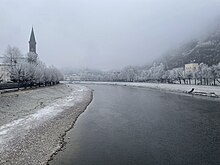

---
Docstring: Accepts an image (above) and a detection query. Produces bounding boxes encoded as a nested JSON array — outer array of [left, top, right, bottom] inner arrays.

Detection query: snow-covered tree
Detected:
[[208, 63, 220, 85], [140, 70, 148, 82], [121, 66, 138, 82], [153, 63, 165, 82], [3, 46, 22, 67], [175, 67, 184, 84], [27, 52, 38, 64], [10, 60, 26, 89], [2, 46, 63, 89], [34, 61, 47, 85], [3, 46, 25, 88], [162, 70, 170, 83]]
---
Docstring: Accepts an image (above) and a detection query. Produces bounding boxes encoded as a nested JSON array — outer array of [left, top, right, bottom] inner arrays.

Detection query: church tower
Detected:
[[29, 27, 37, 53]]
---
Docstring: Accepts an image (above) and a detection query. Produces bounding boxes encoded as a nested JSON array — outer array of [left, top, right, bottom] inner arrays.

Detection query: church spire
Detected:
[[29, 27, 37, 53]]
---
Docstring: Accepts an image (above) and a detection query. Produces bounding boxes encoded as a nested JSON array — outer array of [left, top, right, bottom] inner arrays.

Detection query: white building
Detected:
[[0, 57, 11, 83], [65, 73, 81, 81], [184, 63, 199, 74]]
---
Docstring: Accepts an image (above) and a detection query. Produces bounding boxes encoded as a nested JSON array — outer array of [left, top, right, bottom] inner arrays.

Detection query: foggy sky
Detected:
[[0, 0, 220, 70]]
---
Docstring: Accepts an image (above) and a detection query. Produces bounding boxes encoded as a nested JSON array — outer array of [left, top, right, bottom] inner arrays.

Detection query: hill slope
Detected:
[[158, 28, 220, 69]]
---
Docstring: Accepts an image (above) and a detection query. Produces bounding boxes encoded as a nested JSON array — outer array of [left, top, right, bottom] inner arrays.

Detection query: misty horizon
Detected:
[[1, 0, 220, 70]]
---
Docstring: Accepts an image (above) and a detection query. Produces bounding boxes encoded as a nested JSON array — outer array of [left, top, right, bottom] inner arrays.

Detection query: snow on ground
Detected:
[[0, 84, 72, 126], [0, 86, 84, 148], [0, 84, 92, 165], [77, 81, 220, 98]]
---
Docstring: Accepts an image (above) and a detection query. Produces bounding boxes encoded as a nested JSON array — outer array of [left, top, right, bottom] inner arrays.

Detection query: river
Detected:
[[50, 84, 220, 165]]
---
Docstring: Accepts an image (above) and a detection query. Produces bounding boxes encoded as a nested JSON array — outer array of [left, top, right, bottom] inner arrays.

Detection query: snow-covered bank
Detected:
[[0, 84, 73, 126], [0, 84, 92, 165], [77, 81, 220, 98]]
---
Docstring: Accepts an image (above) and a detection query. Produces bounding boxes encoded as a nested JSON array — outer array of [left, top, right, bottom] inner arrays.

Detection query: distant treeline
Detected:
[[69, 62, 220, 86]]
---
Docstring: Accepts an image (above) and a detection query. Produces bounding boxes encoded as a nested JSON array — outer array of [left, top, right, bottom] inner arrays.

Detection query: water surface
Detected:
[[51, 85, 220, 165]]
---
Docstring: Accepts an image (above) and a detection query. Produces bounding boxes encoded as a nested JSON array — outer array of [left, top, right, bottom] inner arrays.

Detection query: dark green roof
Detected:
[[29, 27, 36, 43]]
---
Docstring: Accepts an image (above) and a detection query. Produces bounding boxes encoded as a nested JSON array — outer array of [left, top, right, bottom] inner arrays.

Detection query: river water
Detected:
[[51, 85, 220, 165]]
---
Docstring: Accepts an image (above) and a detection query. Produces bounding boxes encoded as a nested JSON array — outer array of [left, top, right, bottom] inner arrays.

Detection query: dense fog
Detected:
[[0, 0, 220, 70]]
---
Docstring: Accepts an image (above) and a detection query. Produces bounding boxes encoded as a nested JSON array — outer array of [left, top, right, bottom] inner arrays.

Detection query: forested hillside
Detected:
[[158, 28, 220, 70]]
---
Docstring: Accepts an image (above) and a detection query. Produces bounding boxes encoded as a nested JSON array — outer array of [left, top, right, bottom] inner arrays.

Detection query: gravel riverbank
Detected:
[[0, 84, 92, 165]]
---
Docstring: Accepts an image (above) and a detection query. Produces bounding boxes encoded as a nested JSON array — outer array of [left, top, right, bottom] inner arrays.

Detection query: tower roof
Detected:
[[29, 27, 36, 43]]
